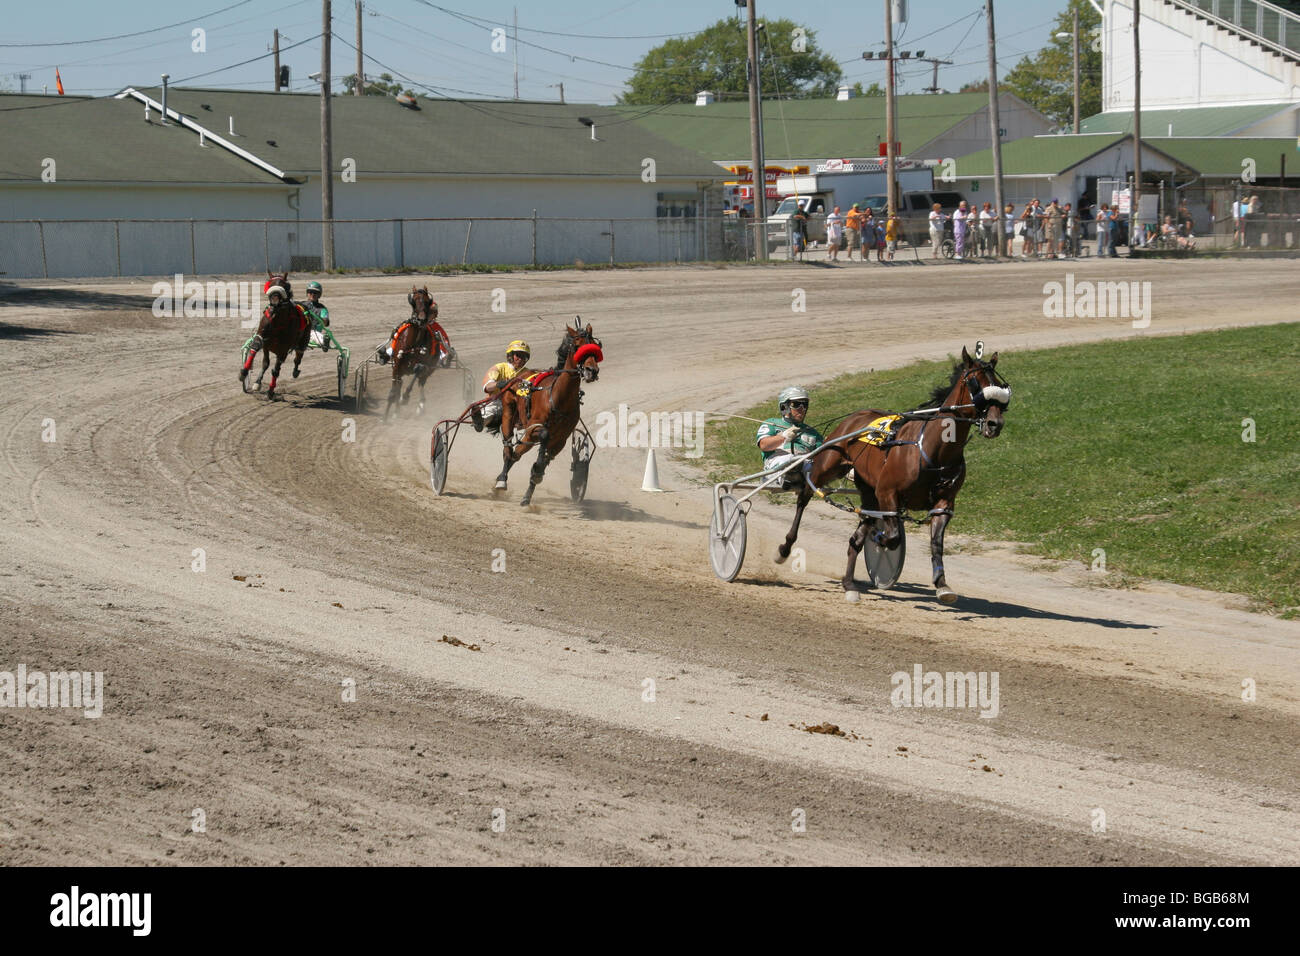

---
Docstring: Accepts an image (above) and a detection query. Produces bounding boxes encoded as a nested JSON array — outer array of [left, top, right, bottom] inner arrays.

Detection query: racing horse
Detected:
[[240, 272, 308, 399], [385, 286, 447, 420], [777, 346, 1010, 604], [494, 322, 602, 506]]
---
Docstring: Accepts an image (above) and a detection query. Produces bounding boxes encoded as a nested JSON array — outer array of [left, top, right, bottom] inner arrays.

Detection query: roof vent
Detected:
[[395, 93, 420, 109], [695, 90, 715, 107], [837, 85, 853, 101]]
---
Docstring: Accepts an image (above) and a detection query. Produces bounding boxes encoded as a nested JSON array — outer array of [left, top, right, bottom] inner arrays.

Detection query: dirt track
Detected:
[[1, 258, 1298, 865]]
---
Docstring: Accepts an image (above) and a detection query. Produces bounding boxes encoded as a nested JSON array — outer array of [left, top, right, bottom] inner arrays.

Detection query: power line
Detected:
[[0, 0, 254, 48], [409, 1, 707, 41]]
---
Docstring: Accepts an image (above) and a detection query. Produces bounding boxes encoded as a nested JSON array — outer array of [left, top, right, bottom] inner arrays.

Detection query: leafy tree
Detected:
[[852, 81, 885, 97], [1000, 0, 1102, 127], [342, 72, 415, 97], [619, 18, 842, 104]]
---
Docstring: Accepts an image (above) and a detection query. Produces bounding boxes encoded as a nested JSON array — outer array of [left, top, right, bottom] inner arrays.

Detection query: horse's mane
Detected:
[[919, 362, 965, 410], [555, 330, 575, 368]]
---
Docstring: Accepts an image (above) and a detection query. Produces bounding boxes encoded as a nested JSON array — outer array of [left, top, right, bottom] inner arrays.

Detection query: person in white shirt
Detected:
[[979, 202, 996, 258], [928, 203, 945, 259], [826, 205, 845, 262]]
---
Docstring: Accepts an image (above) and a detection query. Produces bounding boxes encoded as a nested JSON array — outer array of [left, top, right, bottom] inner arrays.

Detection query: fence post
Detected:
[[531, 209, 538, 267], [264, 220, 269, 272], [462, 220, 473, 265], [114, 220, 121, 277], [609, 220, 615, 264], [396, 219, 404, 269], [190, 219, 197, 274], [675, 220, 681, 263], [37, 221, 48, 278]]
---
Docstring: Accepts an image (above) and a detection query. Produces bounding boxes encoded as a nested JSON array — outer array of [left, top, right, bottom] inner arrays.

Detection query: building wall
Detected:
[[927, 102, 1055, 161], [1104, 0, 1300, 109], [0, 183, 292, 221]]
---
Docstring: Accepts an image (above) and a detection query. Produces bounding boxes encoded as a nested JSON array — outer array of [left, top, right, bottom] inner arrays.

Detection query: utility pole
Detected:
[[548, 82, 564, 103], [17, 72, 31, 93], [513, 7, 519, 100], [884, 0, 897, 217], [920, 57, 953, 94], [321, 0, 334, 270], [273, 29, 281, 91], [745, 0, 767, 261], [355, 0, 364, 95], [1132, 0, 1142, 253], [1072, 7, 1080, 133], [986, 0, 1006, 257]]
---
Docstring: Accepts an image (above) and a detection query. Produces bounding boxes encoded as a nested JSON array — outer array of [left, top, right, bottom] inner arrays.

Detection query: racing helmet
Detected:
[[778, 385, 809, 413], [305, 281, 323, 295], [506, 340, 531, 361]]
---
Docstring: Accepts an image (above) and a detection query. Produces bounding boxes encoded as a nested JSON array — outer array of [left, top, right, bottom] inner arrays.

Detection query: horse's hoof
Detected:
[[493, 479, 507, 490], [844, 590, 860, 603], [774, 549, 788, 565], [417, 402, 425, 416], [239, 369, 247, 381], [936, 587, 958, 605]]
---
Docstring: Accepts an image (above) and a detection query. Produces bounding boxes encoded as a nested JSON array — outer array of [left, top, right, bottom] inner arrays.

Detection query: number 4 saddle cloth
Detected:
[[855, 414, 904, 447]]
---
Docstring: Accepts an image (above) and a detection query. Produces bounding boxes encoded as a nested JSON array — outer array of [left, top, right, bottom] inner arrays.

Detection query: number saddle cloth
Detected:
[[855, 413, 904, 448]]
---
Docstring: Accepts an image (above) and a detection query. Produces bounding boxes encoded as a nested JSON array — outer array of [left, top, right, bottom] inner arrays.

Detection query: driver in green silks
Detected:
[[756, 386, 823, 488], [301, 280, 330, 351]]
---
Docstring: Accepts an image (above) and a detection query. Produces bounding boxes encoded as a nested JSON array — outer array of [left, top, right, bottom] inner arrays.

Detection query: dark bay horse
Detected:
[[240, 273, 307, 399], [385, 286, 446, 420], [778, 347, 1011, 604], [495, 322, 602, 506]]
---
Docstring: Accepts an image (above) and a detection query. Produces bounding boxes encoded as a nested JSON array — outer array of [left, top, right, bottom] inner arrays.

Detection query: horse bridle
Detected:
[[960, 361, 1012, 424]]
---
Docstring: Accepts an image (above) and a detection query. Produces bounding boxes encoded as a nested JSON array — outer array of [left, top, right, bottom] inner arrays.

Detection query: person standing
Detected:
[[845, 203, 864, 261], [1095, 203, 1110, 257], [826, 205, 844, 262], [1020, 202, 1036, 258], [953, 200, 968, 260], [979, 201, 995, 258], [1107, 204, 1120, 257], [1044, 199, 1063, 258], [1003, 203, 1015, 258], [928, 203, 945, 259], [790, 204, 810, 261], [885, 212, 900, 262], [1063, 202, 1077, 257]]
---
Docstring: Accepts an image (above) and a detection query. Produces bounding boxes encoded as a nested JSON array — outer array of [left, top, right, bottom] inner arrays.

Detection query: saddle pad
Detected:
[[856, 414, 903, 447], [515, 370, 555, 395]]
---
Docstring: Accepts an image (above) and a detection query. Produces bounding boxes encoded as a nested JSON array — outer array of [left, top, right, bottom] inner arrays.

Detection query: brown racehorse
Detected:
[[495, 322, 602, 506], [384, 286, 446, 420], [777, 347, 1010, 604], [240, 272, 307, 399]]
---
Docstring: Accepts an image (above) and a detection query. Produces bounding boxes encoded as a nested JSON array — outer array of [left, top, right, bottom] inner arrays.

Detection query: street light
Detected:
[[1056, 11, 1080, 134]]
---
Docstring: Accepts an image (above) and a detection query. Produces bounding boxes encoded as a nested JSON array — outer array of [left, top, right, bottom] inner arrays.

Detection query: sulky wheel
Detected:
[[708, 494, 747, 582], [862, 517, 906, 589], [429, 423, 450, 495]]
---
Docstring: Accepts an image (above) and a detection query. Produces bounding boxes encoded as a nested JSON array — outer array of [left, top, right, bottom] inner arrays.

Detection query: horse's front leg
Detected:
[[519, 426, 551, 506], [843, 519, 870, 602], [292, 345, 305, 378], [776, 484, 812, 564], [268, 353, 284, 398], [929, 505, 957, 604]]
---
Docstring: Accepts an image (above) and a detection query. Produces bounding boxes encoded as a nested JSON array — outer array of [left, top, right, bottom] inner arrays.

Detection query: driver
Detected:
[[470, 340, 535, 434], [756, 386, 824, 487], [301, 280, 330, 352]]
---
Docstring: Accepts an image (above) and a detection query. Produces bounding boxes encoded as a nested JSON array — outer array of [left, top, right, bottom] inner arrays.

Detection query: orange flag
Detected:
[[55, 68, 64, 95]]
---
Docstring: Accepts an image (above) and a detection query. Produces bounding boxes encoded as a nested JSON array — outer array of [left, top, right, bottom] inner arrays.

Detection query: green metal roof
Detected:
[[127, 87, 721, 180], [1079, 103, 1297, 137], [1144, 137, 1298, 176], [0, 93, 287, 185], [611, 92, 1012, 161], [950, 134, 1130, 177]]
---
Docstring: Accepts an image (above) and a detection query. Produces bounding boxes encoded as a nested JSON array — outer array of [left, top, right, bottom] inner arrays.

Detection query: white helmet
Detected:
[[778, 386, 809, 407]]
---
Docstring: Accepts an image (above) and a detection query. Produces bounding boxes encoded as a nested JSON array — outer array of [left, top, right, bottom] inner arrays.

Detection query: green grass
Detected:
[[702, 325, 1300, 616]]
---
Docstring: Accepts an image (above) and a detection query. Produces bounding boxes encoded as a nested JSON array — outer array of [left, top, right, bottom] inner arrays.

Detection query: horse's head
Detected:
[[959, 346, 1011, 438], [267, 271, 292, 302], [560, 321, 602, 383], [407, 285, 437, 323]]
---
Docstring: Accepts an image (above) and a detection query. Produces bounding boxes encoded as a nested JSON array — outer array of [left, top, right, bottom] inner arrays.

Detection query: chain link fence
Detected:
[[0, 215, 752, 279]]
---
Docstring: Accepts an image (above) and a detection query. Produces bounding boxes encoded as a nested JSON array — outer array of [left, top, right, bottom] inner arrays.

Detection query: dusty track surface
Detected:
[[2, 259, 1297, 866]]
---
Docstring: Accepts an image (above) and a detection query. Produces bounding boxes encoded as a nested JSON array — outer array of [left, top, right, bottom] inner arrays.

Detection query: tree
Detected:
[[1000, 0, 1102, 127], [342, 72, 415, 97], [618, 17, 842, 104], [852, 81, 885, 97]]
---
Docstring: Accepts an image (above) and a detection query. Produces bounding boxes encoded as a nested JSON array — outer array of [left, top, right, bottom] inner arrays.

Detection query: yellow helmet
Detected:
[[506, 340, 531, 360]]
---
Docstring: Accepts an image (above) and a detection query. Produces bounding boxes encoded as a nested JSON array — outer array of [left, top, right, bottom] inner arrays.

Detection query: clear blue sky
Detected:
[[2, 0, 1070, 103]]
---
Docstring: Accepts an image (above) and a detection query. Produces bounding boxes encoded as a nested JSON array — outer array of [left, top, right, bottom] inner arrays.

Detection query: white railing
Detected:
[[1169, 0, 1300, 59]]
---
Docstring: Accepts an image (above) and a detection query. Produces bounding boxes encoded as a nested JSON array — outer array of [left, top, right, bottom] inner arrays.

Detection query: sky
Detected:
[[0, 0, 1071, 104]]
